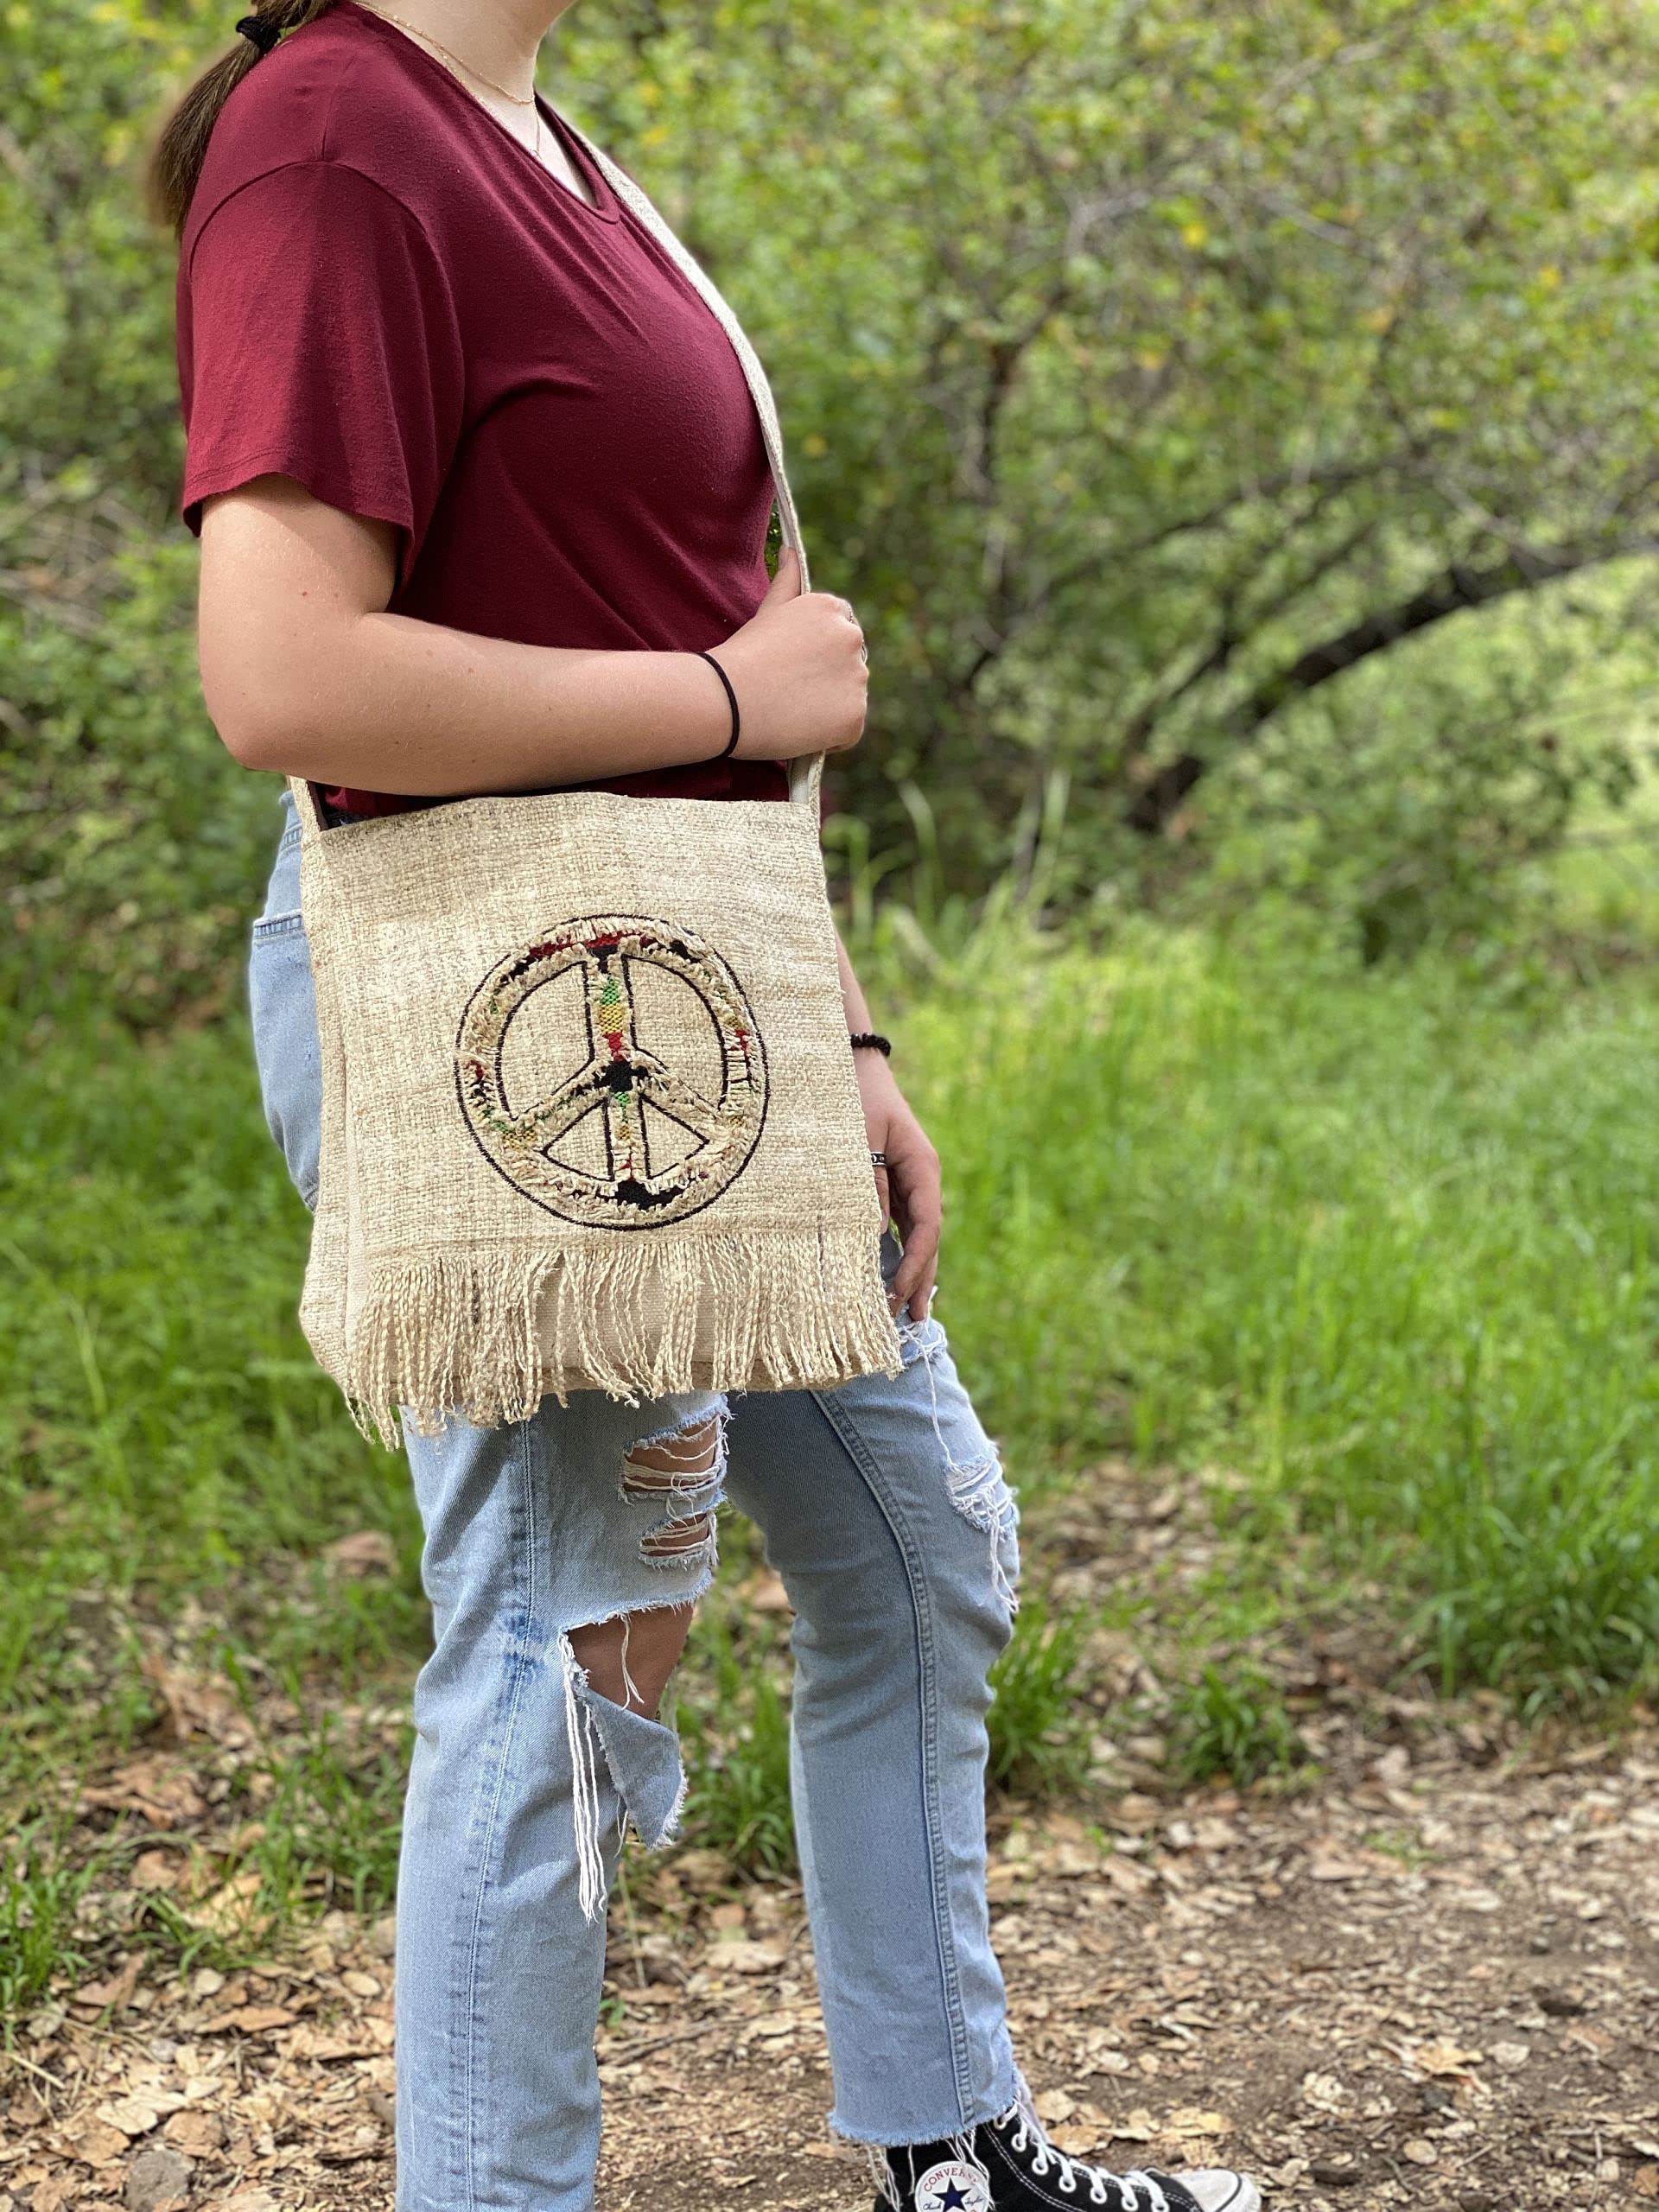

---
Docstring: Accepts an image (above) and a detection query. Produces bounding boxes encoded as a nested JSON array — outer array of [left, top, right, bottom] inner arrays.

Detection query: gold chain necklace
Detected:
[[366, 3, 543, 152]]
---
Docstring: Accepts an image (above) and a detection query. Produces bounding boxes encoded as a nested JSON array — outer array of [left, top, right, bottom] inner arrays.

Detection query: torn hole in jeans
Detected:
[[908, 1325, 1020, 1616], [947, 1452, 1020, 1617], [620, 1403, 728, 1573], [549, 1408, 728, 1922], [556, 1621, 695, 1923]]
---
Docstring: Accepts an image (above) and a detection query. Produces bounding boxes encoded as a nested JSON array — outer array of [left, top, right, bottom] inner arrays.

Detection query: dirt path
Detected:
[[8, 1716, 1659, 2212], [10, 1461, 1659, 2210]]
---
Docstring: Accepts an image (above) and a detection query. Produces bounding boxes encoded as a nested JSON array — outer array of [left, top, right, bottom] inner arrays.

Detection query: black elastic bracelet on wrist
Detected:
[[695, 650, 741, 760], [849, 1031, 893, 1058]]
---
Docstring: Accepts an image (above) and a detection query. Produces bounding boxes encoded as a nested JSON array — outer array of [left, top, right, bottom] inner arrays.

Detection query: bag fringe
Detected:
[[326, 1226, 903, 1444]]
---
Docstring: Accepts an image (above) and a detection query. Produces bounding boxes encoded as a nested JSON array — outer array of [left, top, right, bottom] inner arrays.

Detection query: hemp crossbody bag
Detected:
[[289, 133, 902, 1442]]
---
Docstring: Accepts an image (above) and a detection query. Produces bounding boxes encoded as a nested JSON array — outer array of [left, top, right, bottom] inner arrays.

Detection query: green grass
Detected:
[[6, 916, 1659, 1994], [0, 1821, 107, 2015], [985, 1599, 1096, 1796], [899, 924, 1659, 1708], [1164, 1661, 1313, 1791], [677, 1611, 798, 1877]]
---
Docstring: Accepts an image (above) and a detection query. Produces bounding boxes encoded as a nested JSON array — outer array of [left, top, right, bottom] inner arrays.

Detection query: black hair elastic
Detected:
[[236, 15, 281, 54], [849, 1032, 893, 1058], [695, 649, 741, 760]]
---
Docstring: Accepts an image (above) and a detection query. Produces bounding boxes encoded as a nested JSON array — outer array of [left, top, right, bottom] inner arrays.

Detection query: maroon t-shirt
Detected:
[[175, 0, 788, 814]]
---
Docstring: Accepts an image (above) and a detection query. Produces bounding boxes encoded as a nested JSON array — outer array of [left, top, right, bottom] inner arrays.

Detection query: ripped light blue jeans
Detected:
[[248, 795, 1021, 2210]]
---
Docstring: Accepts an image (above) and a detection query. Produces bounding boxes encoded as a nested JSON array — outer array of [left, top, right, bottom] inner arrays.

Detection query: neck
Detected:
[[366, 0, 573, 92]]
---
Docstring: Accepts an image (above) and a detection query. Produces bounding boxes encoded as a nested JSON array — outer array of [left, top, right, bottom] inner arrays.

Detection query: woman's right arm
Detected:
[[198, 474, 867, 791]]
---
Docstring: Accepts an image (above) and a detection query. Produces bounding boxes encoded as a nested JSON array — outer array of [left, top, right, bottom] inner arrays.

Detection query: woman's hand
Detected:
[[858, 1052, 942, 1322], [715, 545, 868, 762]]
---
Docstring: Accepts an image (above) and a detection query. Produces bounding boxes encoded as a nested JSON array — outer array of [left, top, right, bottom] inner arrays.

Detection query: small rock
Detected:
[[126, 2144, 193, 2212], [1534, 1985, 1587, 2017], [1310, 2159, 1363, 2187], [1457, 2194, 1499, 2212]]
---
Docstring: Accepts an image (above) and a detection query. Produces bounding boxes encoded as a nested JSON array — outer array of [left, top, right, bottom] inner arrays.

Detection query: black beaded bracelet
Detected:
[[695, 650, 741, 760], [849, 1031, 893, 1057]]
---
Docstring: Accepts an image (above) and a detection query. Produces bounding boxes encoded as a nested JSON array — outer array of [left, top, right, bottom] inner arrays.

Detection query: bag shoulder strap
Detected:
[[579, 137, 809, 577], [573, 128, 823, 813]]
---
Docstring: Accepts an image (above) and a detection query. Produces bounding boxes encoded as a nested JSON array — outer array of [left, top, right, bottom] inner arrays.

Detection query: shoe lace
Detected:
[[997, 2082, 1172, 2212]]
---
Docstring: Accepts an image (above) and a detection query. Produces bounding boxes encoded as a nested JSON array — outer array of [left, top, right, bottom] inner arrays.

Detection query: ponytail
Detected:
[[148, 0, 339, 236]]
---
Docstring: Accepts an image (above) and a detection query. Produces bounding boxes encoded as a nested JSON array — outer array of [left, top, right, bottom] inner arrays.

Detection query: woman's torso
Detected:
[[176, 0, 788, 813]]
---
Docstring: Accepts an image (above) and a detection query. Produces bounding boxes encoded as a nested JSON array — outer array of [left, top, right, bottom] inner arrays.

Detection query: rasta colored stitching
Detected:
[[455, 913, 770, 1230]]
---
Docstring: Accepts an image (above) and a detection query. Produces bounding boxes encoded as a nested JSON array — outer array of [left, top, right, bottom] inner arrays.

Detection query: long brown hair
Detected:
[[149, 0, 338, 235]]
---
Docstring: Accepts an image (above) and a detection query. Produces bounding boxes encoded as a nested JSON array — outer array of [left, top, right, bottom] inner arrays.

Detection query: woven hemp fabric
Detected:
[[289, 134, 901, 1440]]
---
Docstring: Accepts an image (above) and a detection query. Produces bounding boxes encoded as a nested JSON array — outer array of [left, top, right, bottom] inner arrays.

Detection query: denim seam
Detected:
[[804, 1386, 978, 2126], [455, 1417, 539, 2212]]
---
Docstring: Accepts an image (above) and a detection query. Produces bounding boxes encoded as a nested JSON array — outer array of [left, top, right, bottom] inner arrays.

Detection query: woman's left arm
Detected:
[[837, 934, 941, 1321]]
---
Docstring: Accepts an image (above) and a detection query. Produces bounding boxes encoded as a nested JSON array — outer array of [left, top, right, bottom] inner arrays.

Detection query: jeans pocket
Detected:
[[248, 917, 322, 1211]]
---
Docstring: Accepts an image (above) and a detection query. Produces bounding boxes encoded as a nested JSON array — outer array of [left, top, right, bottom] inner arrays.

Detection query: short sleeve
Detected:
[[178, 160, 465, 583]]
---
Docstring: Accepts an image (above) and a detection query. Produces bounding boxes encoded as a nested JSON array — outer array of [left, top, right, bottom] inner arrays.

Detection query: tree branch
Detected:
[[1238, 543, 1632, 728], [1127, 538, 1658, 834]]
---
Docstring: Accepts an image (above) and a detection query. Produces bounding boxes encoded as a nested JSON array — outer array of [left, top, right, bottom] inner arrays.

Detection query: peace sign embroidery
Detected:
[[454, 914, 770, 1229]]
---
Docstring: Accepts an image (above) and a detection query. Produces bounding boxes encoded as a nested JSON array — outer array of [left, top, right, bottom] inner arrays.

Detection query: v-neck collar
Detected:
[[340, 0, 621, 225]]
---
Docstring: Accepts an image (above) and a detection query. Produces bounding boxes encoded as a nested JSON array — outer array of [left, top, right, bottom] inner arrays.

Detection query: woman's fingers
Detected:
[[887, 1167, 941, 1320], [761, 543, 804, 604], [888, 1222, 939, 1322]]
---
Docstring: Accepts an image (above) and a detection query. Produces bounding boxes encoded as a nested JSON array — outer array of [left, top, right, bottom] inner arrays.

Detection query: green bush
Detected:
[[8, 0, 1659, 1007]]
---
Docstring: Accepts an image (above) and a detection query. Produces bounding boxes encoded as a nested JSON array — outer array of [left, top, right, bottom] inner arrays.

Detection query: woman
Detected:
[[155, 5, 1260, 2209]]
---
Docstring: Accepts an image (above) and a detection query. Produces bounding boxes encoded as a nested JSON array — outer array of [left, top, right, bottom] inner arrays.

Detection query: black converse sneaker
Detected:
[[872, 2083, 1260, 2212]]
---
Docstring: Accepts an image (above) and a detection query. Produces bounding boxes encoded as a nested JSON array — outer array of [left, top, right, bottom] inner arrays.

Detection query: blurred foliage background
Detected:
[[7, 0, 1659, 1997], [8, 0, 1659, 1012]]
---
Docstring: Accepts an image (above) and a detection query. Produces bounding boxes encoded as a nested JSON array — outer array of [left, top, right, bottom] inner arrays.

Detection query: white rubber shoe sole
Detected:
[[1173, 2171, 1261, 2212]]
